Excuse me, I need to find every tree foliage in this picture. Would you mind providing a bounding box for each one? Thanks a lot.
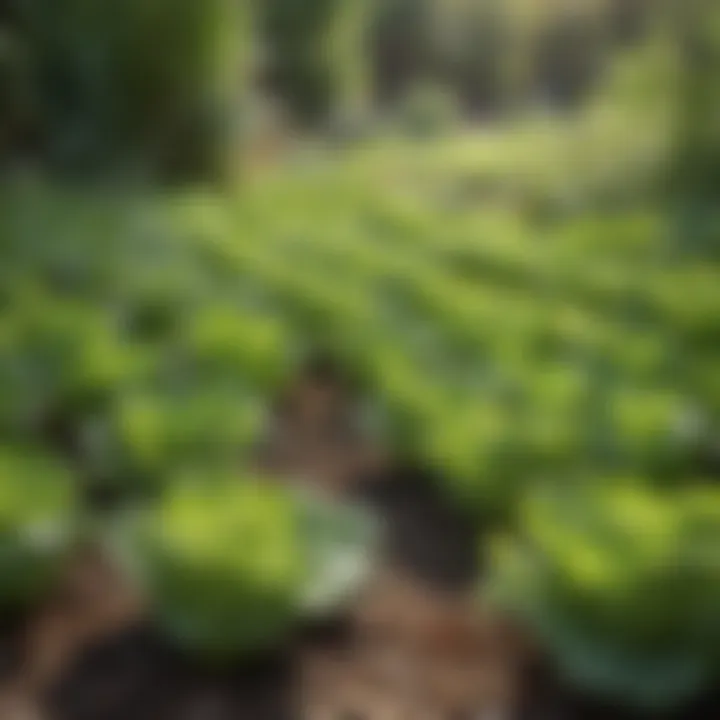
[671,0,720,197]
[258,0,371,128]
[3,0,248,181]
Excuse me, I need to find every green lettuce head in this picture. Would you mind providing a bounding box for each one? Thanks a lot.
[125,473,376,662]
[490,481,720,710]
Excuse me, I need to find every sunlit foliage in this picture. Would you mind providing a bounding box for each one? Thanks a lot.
[0,448,75,609]
[491,481,720,708]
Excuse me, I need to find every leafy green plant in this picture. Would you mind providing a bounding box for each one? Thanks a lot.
[122,474,376,662]
[0,295,129,439]
[0,448,76,609]
[2,125,720,518]
[490,481,720,710]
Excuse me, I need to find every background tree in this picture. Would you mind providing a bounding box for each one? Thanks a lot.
[671,0,720,199]
[370,0,435,107]
[6,0,248,182]
[259,0,371,129]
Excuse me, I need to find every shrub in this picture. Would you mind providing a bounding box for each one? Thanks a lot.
[398,83,461,138]
[490,481,720,710]
[122,474,376,662]
[0,448,76,610]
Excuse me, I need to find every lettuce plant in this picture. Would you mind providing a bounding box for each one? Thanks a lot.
[123,474,376,661]
[0,448,76,609]
[490,481,720,710]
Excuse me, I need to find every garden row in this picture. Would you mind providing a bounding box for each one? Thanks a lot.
[2,173,719,506]
[1,168,720,709]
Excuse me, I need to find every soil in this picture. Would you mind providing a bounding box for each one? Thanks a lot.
[0,610,28,685]
[519,661,720,720]
[48,626,294,720]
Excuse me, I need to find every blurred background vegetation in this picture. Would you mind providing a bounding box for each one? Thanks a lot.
[1,0,719,713]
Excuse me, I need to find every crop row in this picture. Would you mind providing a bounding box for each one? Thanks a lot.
[1,179,719,512]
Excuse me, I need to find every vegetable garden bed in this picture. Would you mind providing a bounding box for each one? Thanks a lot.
[1,425,718,719]
[1,156,720,719]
